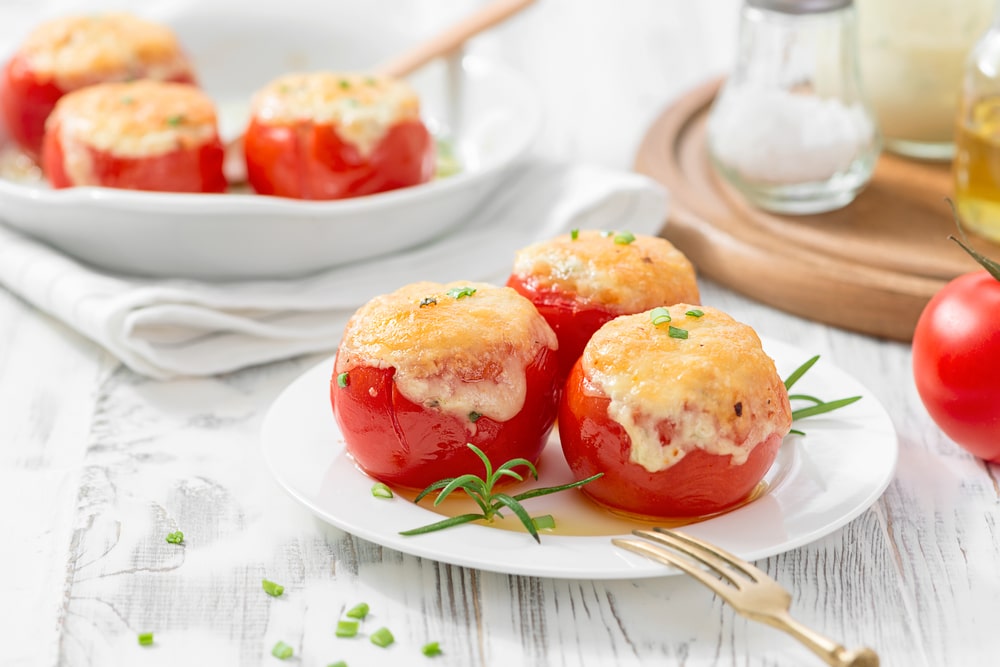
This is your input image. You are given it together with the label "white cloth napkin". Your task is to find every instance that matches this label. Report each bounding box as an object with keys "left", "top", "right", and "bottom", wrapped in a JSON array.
[{"left": 0, "top": 161, "right": 668, "bottom": 379}]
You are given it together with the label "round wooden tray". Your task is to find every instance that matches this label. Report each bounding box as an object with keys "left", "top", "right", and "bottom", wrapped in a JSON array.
[{"left": 635, "top": 78, "right": 1000, "bottom": 342}]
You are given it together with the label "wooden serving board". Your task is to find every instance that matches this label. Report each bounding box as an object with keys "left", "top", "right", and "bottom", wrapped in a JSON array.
[{"left": 635, "top": 78, "right": 1000, "bottom": 342}]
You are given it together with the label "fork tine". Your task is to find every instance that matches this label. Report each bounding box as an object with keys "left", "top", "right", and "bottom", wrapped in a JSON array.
[
  {"left": 612, "top": 537, "right": 736, "bottom": 602},
  {"left": 647, "top": 527, "right": 771, "bottom": 583},
  {"left": 631, "top": 528, "right": 747, "bottom": 586}
]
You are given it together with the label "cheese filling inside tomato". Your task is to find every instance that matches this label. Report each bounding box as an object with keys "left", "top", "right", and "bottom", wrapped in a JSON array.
[
  {"left": 250, "top": 72, "right": 421, "bottom": 157},
  {"left": 335, "top": 281, "right": 558, "bottom": 423},
  {"left": 582, "top": 305, "right": 791, "bottom": 472},
  {"left": 510, "top": 230, "right": 700, "bottom": 313}
]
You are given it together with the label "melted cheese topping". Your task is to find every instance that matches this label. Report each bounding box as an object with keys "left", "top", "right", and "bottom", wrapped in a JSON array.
[
  {"left": 249, "top": 72, "right": 421, "bottom": 156},
  {"left": 48, "top": 80, "right": 219, "bottom": 182},
  {"left": 511, "top": 231, "right": 700, "bottom": 313},
  {"left": 18, "top": 13, "right": 193, "bottom": 89},
  {"left": 582, "top": 305, "right": 792, "bottom": 472},
  {"left": 336, "top": 281, "right": 558, "bottom": 423}
]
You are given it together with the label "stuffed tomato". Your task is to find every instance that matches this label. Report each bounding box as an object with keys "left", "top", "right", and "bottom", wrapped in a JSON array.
[
  {"left": 41, "top": 80, "right": 226, "bottom": 193},
  {"left": 244, "top": 72, "right": 435, "bottom": 200},
  {"left": 331, "top": 281, "right": 560, "bottom": 489},
  {"left": 0, "top": 12, "right": 196, "bottom": 160},
  {"left": 558, "top": 304, "right": 792, "bottom": 518},
  {"left": 507, "top": 230, "right": 700, "bottom": 383}
]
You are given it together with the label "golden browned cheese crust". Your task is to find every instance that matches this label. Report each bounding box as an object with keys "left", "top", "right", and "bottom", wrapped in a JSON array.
[
  {"left": 582, "top": 305, "right": 792, "bottom": 472},
  {"left": 510, "top": 230, "right": 700, "bottom": 313},
  {"left": 18, "top": 13, "right": 193, "bottom": 89},
  {"left": 250, "top": 72, "right": 421, "bottom": 155},
  {"left": 336, "top": 281, "right": 558, "bottom": 422}
]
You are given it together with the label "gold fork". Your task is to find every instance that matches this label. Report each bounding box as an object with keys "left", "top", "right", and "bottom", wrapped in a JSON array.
[{"left": 613, "top": 528, "right": 880, "bottom": 667}]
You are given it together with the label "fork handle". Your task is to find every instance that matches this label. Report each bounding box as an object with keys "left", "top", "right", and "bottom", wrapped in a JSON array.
[{"left": 758, "top": 610, "right": 880, "bottom": 667}]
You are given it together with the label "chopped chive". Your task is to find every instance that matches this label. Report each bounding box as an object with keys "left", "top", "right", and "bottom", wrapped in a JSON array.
[
  {"left": 345, "top": 602, "right": 370, "bottom": 619},
  {"left": 337, "top": 372, "right": 349, "bottom": 388},
  {"left": 165, "top": 531, "right": 184, "bottom": 544},
  {"left": 371, "top": 483, "right": 393, "bottom": 499},
  {"left": 650, "top": 307, "right": 671, "bottom": 326},
  {"left": 468, "top": 411, "right": 482, "bottom": 423},
  {"left": 336, "top": 620, "right": 359, "bottom": 638},
  {"left": 328, "top": 662, "right": 348, "bottom": 667},
  {"left": 339, "top": 79, "right": 351, "bottom": 89},
  {"left": 422, "top": 641, "right": 443, "bottom": 656},
  {"left": 370, "top": 627, "right": 395, "bottom": 648},
  {"left": 419, "top": 297, "right": 437, "bottom": 307},
  {"left": 262, "top": 579, "right": 284, "bottom": 597},
  {"left": 165, "top": 114, "right": 185, "bottom": 126},
  {"left": 685, "top": 309, "right": 705, "bottom": 317},
  {"left": 570, "top": 228, "right": 579, "bottom": 240},
  {"left": 138, "top": 632, "right": 153, "bottom": 646},
  {"left": 271, "top": 641, "right": 294, "bottom": 659},
  {"left": 668, "top": 326, "right": 688, "bottom": 339},
  {"left": 532, "top": 514, "right": 556, "bottom": 531},
  {"left": 446, "top": 286, "right": 477, "bottom": 299},
  {"left": 613, "top": 231, "right": 636, "bottom": 245}
]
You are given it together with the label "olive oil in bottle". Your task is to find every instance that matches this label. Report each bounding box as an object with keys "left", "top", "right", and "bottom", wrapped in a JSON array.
[{"left": 953, "top": 97, "right": 1000, "bottom": 242}]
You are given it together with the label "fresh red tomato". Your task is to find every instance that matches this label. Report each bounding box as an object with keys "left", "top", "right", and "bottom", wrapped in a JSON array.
[
  {"left": 244, "top": 118, "right": 434, "bottom": 200},
  {"left": 558, "top": 359, "right": 784, "bottom": 518},
  {"left": 912, "top": 246, "right": 1000, "bottom": 461},
  {"left": 331, "top": 345, "right": 560, "bottom": 490},
  {"left": 505, "top": 275, "right": 617, "bottom": 383},
  {"left": 0, "top": 53, "right": 196, "bottom": 161},
  {"left": 42, "top": 127, "right": 227, "bottom": 193}
]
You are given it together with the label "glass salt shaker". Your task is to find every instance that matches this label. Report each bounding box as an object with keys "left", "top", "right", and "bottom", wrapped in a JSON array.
[{"left": 707, "top": 0, "right": 881, "bottom": 215}]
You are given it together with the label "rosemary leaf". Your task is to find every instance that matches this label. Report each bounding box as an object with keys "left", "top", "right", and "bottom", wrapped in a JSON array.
[
  {"left": 791, "top": 395, "right": 862, "bottom": 421},
  {"left": 511, "top": 472, "right": 604, "bottom": 502},
  {"left": 491, "top": 493, "right": 539, "bottom": 543},
  {"left": 784, "top": 355, "right": 819, "bottom": 390},
  {"left": 398, "top": 513, "right": 485, "bottom": 536}
]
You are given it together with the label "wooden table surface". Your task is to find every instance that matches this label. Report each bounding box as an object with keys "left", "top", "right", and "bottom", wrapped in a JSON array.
[{"left": 3, "top": 1, "right": 998, "bottom": 666}]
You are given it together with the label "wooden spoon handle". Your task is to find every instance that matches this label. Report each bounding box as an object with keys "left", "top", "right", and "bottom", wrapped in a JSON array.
[{"left": 376, "top": 0, "right": 536, "bottom": 78}]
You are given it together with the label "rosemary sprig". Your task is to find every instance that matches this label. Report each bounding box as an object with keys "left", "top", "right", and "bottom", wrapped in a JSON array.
[
  {"left": 784, "top": 355, "right": 862, "bottom": 435},
  {"left": 400, "top": 443, "right": 602, "bottom": 543}
]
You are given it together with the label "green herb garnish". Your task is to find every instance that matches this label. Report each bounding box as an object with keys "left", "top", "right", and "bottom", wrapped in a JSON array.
[
  {"left": 371, "top": 483, "right": 393, "bottom": 499},
  {"left": 271, "top": 641, "right": 294, "bottom": 659},
  {"left": 468, "top": 411, "right": 482, "bottom": 423},
  {"left": 328, "top": 662, "right": 348, "bottom": 667},
  {"left": 532, "top": 514, "right": 556, "bottom": 531},
  {"left": 336, "top": 620, "right": 359, "bottom": 638},
  {"left": 686, "top": 309, "right": 704, "bottom": 317},
  {"left": 262, "top": 579, "right": 284, "bottom": 597},
  {"left": 337, "top": 372, "right": 349, "bottom": 388},
  {"left": 668, "top": 326, "right": 688, "bottom": 339},
  {"left": 345, "top": 602, "right": 369, "bottom": 619},
  {"left": 339, "top": 79, "right": 351, "bottom": 89},
  {"left": 784, "top": 355, "right": 862, "bottom": 434},
  {"left": 400, "top": 444, "right": 602, "bottom": 543},
  {"left": 570, "top": 229, "right": 579, "bottom": 240},
  {"left": 138, "top": 632, "right": 153, "bottom": 646},
  {"left": 165, "top": 114, "right": 185, "bottom": 126},
  {"left": 422, "top": 641, "right": 443, "bottom": 656},
  {"left": 446, "top": 286, "right": 477, "bottom": 300},
  {"left": 165, "top": 531, "right": 184, "bottom": 544},
  {"left": 613, "top": 231, "right": 636, "bottom": 245},
  {"left": 370, "top": 627, "right": 395, "bottom": 648},
  {"left": 650, "top": 307, "right": 671, "bottom": 326}
]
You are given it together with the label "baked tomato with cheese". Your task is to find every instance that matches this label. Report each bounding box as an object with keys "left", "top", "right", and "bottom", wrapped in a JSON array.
[
  {"left": 331, "top": 281, "right": 560, "bottom": 489},
  {"left": 0, "top": 12, "right": 196, "bottom": 160},
  {"left": 559, "top": 305, "right": 792, "bottom": 518},
  {"left": 42, "top": 80, "right": 226, "bottom": 193},
  {"left": 507, "top": 230, "right": 700, "bottom": 383},
  {"left": 244, "top": 72, "right": 435, "bottom": 200}
]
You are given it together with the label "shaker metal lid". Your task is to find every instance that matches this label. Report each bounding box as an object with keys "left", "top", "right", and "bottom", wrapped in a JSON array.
[{"left": 746, "top": 0, "right": 852, "bottom": 13}]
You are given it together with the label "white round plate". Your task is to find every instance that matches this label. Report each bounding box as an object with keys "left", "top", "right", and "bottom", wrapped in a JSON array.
[
  {"left": 260, "top": 337, "right": 898, "bottom": 579},
  {"left": 0, "top": 0, "right": 539, "bottom": 279}
]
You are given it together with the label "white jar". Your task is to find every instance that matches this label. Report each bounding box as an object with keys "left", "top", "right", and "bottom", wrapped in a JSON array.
[{"left": 857, "top": 0, "right": 992, "bottom": 160}]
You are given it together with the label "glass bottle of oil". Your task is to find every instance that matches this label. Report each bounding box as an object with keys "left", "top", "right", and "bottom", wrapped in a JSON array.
[{"left": 953, "top": 3, "right": 1000, "bottom": 243}]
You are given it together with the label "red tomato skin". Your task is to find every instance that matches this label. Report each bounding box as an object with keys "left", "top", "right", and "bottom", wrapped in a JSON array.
[
  {"left": 42, "top": 122, "right": 227, "bottom": 193},
  {"left": 244, "top": 117, "right": 434, "bottom": 200},
  {"left": 0, "top": 53, "right": 197, "bottom": 161},
  {"left": 331, "top": 346, "right": 560, "bottom": 490},
  {"left": 912, "top": 270, "right": 1000, "bottom": 461},
  {"left": 505, "top": 275, "right": 617, "bottom": 384},
  {"left": 558, "top": 360, "right": 782, "bottom": 518}
]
